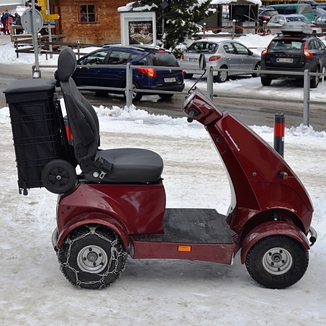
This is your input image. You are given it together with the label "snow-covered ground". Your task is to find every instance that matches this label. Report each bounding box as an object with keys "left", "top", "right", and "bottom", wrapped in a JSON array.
[{"left": 0, "top": 33, "right": 326, "bottom": 325}]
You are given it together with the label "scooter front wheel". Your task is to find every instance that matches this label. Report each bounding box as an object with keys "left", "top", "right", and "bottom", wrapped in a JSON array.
[
  {"left": 58, "top": 224, "right": 127, "bottom": 289},
  {"left": 245, "top": 235, "right": 309, "bottom": 289}
]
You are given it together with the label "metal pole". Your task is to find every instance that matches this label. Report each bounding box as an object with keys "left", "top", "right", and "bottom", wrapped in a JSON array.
[
  {"left": 206, "top": 65, "right": 213, "bottom": 100},
  {"left": 126, "top": 63, "right": 133, "bottom": 107},
  {"left": 46, "top": 0, "right": 53, "bottom": 59},
  {"left": 31, "top": 0, "right": 40, "bottom": 77},
  {"left": 274, "top": 112, "right": 285, "bottom": 157},
  {"left": 303, "top": 69, "right": 310, "bottom": 126},
  {"left": 232, "top": 20, "right": 236, "bottom": 39}
]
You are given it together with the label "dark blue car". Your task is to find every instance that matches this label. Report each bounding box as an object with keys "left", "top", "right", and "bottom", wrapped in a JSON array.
[{"left": 72, "top": 45, "right": 185, "bottom": 102}]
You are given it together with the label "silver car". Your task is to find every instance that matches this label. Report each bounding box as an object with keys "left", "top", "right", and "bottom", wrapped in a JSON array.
[
  {"left": 267, "top": 14, "right": 322, "bottom": 34},
  {"left": 179, "top": 39, "right": 261, "bottom": 82}
]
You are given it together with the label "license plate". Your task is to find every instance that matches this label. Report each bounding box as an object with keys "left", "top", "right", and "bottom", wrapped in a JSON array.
[
  {"left": 189, "top": 58, "right": 198, "bottom": 62},
  {"left": 164, "top": 77, "right": 176, "bottom": 83},
  {"left": 277, "top": 58, "right": 293, "bottom": 63}
]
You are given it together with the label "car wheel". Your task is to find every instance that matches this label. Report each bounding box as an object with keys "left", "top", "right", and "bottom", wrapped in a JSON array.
[
  {"left": 215, "top": 66, "right": 228, "bottom": 82},
  {"left": 252, "top": 62, "right": 261, "bottom": 77},
  {"left": 310, "top": 67, "right": 320, "bottom": 88},
  {"left": 159, "top": 94, "right": 173, "bottom": 100},
  {"left": 184, "top": 73, "right": 193, "bottom": 79},
  {"left": 58, "top": 224, "right": 127, "bottom": 289},
  {"left": 41, "top": 159, "right": 76, "bottom": 194},
  {"left": 245, "top": 235, "right": 309, "bottom": 289},
  {"left": 124, "top": 82, "right": 142, "bottom": 102},
  {"left": 261, "top": 76, "right": 271, "bottom": 86}
]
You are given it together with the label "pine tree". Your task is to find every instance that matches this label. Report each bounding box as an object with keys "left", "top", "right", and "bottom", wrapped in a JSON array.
[{"left": 138, "top": 0, "right": 214, "bottom": 51}]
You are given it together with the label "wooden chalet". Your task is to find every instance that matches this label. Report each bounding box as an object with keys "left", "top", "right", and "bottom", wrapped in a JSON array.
[{"left": 49, "top": 0, "right": 128, "bottom": 44}]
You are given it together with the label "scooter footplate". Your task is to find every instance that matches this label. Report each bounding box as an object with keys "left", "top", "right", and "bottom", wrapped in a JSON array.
[{"left": 134, "top": 208, "right": 235, "bottom": 244}]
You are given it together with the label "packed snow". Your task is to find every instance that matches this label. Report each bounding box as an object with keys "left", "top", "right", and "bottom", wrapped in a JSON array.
[{"left": 0, "top": 32, "right": 326, "bottom": 325}]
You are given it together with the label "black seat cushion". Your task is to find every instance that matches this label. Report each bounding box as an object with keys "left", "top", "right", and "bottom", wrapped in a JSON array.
[{"left": 92, "top": 148, "right": 164, "bottom": 183}]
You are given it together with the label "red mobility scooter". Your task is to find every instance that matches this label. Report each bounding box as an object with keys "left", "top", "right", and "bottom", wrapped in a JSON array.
[{"left": 5, "top": 48, "right": 317, "bottom": 290}]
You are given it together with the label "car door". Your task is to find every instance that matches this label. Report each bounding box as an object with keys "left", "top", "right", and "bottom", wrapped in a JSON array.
[
  {"left": 100, "top": 50, "right": 132, "bottom": 88},
  {"left": 231, "top": 42, "right": 256, "bottom": 74},
  {"left": 73, "top": 49, "right": 109, "bottom": 87},
  {"left": 312, "top": 38, "right": 326, "bottom": 70},
  {"left": 221, "top": 41, "right": 240, "bottom": 74}
]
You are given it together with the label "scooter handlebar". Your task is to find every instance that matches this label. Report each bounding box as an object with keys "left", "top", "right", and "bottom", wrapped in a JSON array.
[{"left": 187, "top": 108, "right": 198, "bottom": 123}]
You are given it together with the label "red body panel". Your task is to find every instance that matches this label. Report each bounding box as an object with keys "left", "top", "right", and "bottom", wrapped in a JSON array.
[
  {"left": 56, "top": 182, "right": 166, "bottom": 248},
  {"left": 132, "top": 238, "right": 236, "bottom": 264}
]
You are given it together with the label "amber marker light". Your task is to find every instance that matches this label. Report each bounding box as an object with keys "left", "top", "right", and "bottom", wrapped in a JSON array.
[{"left": 178, "top": 245, "right": 192, "bottom": 252}]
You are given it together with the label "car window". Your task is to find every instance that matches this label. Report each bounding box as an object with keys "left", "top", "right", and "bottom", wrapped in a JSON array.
[
  {"left": 269, "top": 40, "right": 303, "bottom": 52},
  {"left": 187, "top": 42, "right": 217, "bottom": 54},
  {"left": 152, "top": 52, "right": 179, "bottom": 67},
  {"left": 80, "top": 50, "right": 108, "bottom": 65},
  {"left": 222, "top": 42, "right": 235, "bottom": 54},
  {"left": 233, "top": 42, "right": 250, "bottom": 55},
  {"left": 315, "top": 39, "right": 325, "bottom": 50},
  {"left": 108, "top": 50, "right": 130, "bottom": 65}
]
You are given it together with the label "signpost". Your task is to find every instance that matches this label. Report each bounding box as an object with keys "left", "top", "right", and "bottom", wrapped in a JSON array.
[{"left": 21, "top": 2, "right": 43, "bottom": 78}]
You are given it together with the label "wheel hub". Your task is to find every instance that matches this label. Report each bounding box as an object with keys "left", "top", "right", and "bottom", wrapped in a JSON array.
[
  {"left": 77, "top": 245, "right": 108, "bottom": 273},
  {"left": 262, "top": 247, "right": 293, "bottom": 275}
]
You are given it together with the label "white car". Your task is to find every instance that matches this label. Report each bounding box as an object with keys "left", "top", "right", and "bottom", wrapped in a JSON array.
[{"left": 267, "top": 14, "right": 322, "bottom": 34}]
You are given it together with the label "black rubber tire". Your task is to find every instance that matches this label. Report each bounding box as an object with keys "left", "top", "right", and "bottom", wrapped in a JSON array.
[
  {"left": 215, "top": 66, "right": 228, "bottom": 82},
  {"left": 261, "top": 76, "right": 271, "bottom": 86},
  {"left": 252, "top": 62, "right": 261, "bottom": 77},
  {"left": 310, "top": 67, "right": 320, "bottom": 88},
  {"left": 159, "top": 94, "right": 174, "bottom": 100},
  {"left": 124, "top": 81, "right": 142, "bottom": 102},
  {"left": 245, "top": 235, "right": 309, "bottom": 289},
  {"left": 58, "top": 225, "right": 127, "bottom": 289},
  {"left": 184, "top": 73, "right": 193, "bottom": 79},
  {"left": 41, "top": 159, "right": 76, "bottom": 194}
]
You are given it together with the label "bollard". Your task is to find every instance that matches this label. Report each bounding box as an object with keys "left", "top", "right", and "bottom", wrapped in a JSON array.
[{"left": 274, "top": 112, "right": 285, "bottom": 157}]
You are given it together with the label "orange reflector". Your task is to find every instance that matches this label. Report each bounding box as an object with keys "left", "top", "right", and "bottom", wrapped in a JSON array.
[{"left": 178, "top": 245, "right": 192, "bottom": 252}]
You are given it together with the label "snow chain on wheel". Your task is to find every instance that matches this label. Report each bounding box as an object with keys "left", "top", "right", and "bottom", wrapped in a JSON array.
[
  {"left": 58, "top": 224, "right": 127, "bottom": 289},
  {"left": 245, "top": 235, "right": 309, "bottom": 289}
]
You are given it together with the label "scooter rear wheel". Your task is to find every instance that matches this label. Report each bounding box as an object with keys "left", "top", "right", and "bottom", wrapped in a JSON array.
[
  {"left": 41, "top": 159, "right": 76, "bottom": 194},
  {"left": 58, "top": 224, "right": 127, "bottom": 289},
  {"left": 245, "top": 235, "right": 309, "bottom": 289}
]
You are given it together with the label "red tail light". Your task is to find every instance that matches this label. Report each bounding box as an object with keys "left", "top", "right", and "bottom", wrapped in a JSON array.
[
  {"left": 304, "top": 42, "right": 314, "bottom": 58},
  {"left": 136, "top": 67, "right": 157, "bottom": 78},
  {"left": 209, "top": 55, "right": 221, "bottom": 61},
  {"left": 262, "top": 49, "right": 267, "bottom": 57}
]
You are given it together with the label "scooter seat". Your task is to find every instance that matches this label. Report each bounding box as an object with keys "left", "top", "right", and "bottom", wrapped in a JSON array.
[{"left": 90, "top": 148, "right": 164, "bottom": 183}]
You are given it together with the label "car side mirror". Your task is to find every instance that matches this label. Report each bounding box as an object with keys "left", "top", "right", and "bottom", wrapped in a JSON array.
[{"left": 199, "top": 54, "right": 206, "bottom": 70}]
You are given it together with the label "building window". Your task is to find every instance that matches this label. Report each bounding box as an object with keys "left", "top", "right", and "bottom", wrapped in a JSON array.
[{"left": 80, "top": 5, "right": 95, "bottom": 23}]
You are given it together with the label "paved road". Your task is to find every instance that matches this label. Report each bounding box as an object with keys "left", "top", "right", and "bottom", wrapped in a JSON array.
[{"left": 1, "top": 62, "right": 326, "bottom": 131}]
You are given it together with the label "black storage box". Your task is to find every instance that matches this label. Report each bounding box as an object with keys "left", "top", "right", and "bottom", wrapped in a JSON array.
[{"left": 4, "top": 78, "right": 69, "bottom": 194}]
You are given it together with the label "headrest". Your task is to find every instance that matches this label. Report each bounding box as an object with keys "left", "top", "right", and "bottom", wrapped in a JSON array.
[{"left": 57, "top": 47, "right": 77, "bottom": 82}]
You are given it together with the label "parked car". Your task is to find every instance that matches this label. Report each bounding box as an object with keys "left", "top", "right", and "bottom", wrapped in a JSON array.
[
  {"left": 313, "top": 6, "right": 326, "bottom": 19},
  {"left": 179, "top": 39, "right": 261, "bottom": 82},
  {"left": 313, "top": 14, "right": 326, "bottom": 32},
  {"left": 267, "top": 4, "right": 314, "bottom": 21},
  {"left": 267, "top": 14, "right": 322, "bottom": 33},
  {"left": 71, "top": 45, "right": 185, "bottom": 102},
  {"left": 260, "top": 22, "right": 326, "bottom": 88},
  {"left": 258, "top": 7, "right": 279, "bottom": 25}
]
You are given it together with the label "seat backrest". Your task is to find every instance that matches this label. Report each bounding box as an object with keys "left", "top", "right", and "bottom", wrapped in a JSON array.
[{"left": 57, "top": 47, "right": 100, "bottom": 166}]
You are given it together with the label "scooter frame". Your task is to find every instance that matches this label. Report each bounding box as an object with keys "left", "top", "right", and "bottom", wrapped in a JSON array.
[{"left": 52, "top": 87, "right": 317, "bottom": 289}]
